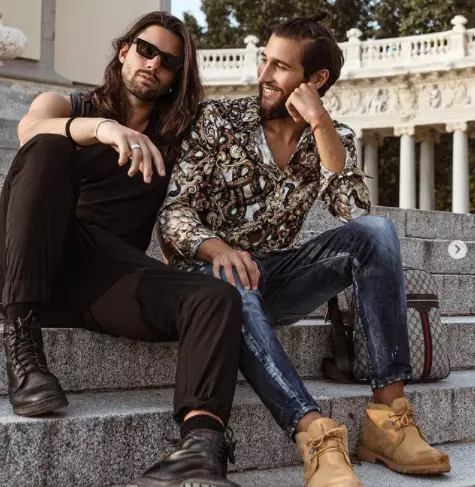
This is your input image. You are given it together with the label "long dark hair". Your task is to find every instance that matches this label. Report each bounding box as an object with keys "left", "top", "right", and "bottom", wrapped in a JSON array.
[
  {"left": 93, "top": 11, "right": 203, "bottom": 158},
  {"left": 272, "top": 10, "right": 344, "bottom": 97}
]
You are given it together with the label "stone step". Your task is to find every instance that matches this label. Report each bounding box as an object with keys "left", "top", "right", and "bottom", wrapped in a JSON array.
[
  {"left": 303, "top": 201, "right": 475, "bottom": 242},
  {"left": 0, "top": 77, "right": 70, "bottom": 121},
  {"left": 305, "top": 274, "right": 475, "bottom": 317},
  {"left": 2, "top": 370, "right": 475, "bottom": 487},
  {"left": 229, "top": 441, "right": 475, "bottom": 487},
  {"left": 399, "top": 238, "right": 475, "bottom": 275},
  {"left": 0, "top": 147, "right": 15, "bottom": 175},
  {"left": 1, "top": 317, "right": 473, "bottom": 395},
  {"left": 0, "top": 80, "right": 36, "bottom": 120},
  {"left": 0, "top": 118, "right": 20, "bottom": 150}
]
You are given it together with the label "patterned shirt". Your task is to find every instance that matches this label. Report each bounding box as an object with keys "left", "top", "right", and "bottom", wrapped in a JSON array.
[{"left": 159, "top": 96, "right": 371, "bottom": 270}]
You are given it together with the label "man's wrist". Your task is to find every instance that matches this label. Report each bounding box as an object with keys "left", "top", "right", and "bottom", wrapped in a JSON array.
[
  {"left": 310, "top": 110, "right": 330, "bottom": 131},
  {"left": 197, "top": 237, "right": 231, "bottom": 261},
  {"left": 94, "top": 118, "right": 118, "bottom": 140}
]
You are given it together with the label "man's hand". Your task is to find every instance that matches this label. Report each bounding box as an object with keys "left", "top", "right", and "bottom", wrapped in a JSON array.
[
  {"left": 96, "top": 120, "right": 166, "bottom": 183},
  {"left": 285, "top": 82, "right": 328, "bottom": 126},
  {"left": 212, "top": 248, "right": 260, "bottom": 291}
]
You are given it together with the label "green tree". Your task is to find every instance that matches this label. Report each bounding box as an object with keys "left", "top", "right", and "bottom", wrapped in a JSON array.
[
  {"left": 183, "top": 12, "right": 204, "bottom": 47},
  {"left": 184, "top": 0, "right": 372, "bottom": 48},
  {"left": 373, "top": 0, "right": 475, "bottom": 38}
]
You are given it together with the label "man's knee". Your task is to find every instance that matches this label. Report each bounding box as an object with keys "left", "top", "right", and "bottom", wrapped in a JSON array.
[
  {"left": 201, "top": 265, "right": 260, "bottom": 299},
  {"left": 212, "top": 278, "right": 242, "bottom": 307},
  {"left": 193, "top": 276, "right": 242, "bottom": 313},
  {"left": 25, "top": 133, "right": 74, "bottom": 152},
  {"left": 18, "top": 134, "right": 76, "bottom": 170},
  {"left": 350, "top": 216, "right": 398, "bottom": 245}
]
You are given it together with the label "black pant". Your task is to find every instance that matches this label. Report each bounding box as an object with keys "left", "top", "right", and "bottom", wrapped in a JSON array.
[{"left": 0, "top": 134, "right": 242, "bottom": 424}]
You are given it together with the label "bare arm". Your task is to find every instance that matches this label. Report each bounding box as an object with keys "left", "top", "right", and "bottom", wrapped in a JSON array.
[
  {"left": 196, "top": 238, "right": 232, "bottom": 262},
  {"left": 312, "top": 111, "right": 346, "bottom": 173},
  {"left": 286, "top": 83, "right": 345, "bottom": 173},
  {"left": 17, "top": 91, "right": 166, "bottom": 182},
  {"left": 18, "top": 92, "right": 103, "bottom": 146}
]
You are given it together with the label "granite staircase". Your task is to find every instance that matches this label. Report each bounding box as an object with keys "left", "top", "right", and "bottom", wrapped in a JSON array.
[{"left": 1, "top": 77, "right": 474, "bottom": 487}]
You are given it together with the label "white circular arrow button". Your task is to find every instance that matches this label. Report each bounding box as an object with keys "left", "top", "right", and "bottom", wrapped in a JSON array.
[{"left": 448, "top": 240, "right": 468, "bottom": 260}]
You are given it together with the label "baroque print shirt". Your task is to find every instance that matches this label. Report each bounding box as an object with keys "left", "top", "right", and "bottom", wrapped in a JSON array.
[{"left": 158, "top": 96, "right": 371, "bottom": 270}]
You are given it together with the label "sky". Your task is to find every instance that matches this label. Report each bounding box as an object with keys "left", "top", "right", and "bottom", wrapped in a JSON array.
[{"left": 171, "top": 0, "right": 207, "bottom": 26}]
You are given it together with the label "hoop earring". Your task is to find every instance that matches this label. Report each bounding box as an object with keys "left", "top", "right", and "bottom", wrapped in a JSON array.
[{"left": 168, "top": 87, "right": 173, "bottom": 93}]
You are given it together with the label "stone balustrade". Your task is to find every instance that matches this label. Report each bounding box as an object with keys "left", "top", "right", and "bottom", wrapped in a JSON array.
[
  {"left": 200, "top": 16, "right": 475, "bottom": 85},
  {"left": 0, "top": 12, "right": 27, "bottom": 66}
]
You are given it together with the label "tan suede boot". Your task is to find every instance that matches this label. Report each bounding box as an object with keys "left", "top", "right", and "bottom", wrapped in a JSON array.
[
  {"left": 296, "top": 418, "right": 363, "bottom": 487},
  {"left": 357, "top": 397, "right": 450, "bottom": 475}
]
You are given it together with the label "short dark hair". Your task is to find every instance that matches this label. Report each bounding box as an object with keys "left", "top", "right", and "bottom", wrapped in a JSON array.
[{"left": 272, "top": 10, "right": 344, "bottom": 96}]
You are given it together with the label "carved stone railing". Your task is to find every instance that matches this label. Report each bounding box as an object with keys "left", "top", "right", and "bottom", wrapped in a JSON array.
[
  {"left": 0, "top": 12, "right": 27, "bottom": 66},
  {"left": 199, "top": 15, "right": 475, "bottom": 85},
  {"left": 201, "top": 35, "right": 259, "bottom": 86}
]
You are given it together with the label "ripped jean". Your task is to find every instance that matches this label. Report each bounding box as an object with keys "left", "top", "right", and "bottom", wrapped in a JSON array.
[{"left": 196, "top": 216, "right": 412, "bottom": 439}]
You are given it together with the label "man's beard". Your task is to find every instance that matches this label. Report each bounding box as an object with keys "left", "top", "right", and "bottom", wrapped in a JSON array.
[
  {"left": 124, "top": 70, "right": 164, "bottom": 102},
  {"left": 259, "top": 85, "right": 291, "bottom": 121}
]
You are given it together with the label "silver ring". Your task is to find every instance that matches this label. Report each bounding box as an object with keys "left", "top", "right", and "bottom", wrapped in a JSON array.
[{"left": 130, "top": 143, "right": 141, "bottom": 151}]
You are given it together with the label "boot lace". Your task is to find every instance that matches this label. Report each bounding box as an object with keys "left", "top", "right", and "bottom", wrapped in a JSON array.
[
  {"left": 389, "top": 406, "right": 416, "bottom": 431},
  {"left": 307, "top": 427, "right": 351, "bottom": 466},
  {"left": 4, "top": 313, "right": 47, "bottom": 378}
]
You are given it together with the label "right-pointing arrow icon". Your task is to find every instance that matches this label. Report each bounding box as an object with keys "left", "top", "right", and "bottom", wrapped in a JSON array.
[{"left": 448, "top": 240, "right": 468, "bottom": 260}]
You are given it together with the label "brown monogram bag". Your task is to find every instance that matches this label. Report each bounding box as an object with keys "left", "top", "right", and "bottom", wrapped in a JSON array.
[{"left": 323, "top": 267, "right": 451, "bottom": 383}]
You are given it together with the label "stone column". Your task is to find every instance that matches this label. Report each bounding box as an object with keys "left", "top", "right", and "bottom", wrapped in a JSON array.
[
  {"left": 447, "top": 122, "right": 470, "bottom": 214},
  {"left": 395, "top": 125, "right": 417, "bottom": 209},
  {"left": 363, "top": 134, "right": 381, "bottom": 206},
  {"left": 158, "top": 0, "right": 172, "bottom": 11},
  {"left": 418, "top": 130, "right": 437, "bottom": 211}
]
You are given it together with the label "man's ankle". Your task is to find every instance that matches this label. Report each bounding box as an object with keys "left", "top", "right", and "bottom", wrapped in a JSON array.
[
  {"left": 180, "top": 413, "right": 225, "bottom": 439},
  {"left": 295, "top": 411, "right": 325, "bottom": 434},
  {"left": 372, "top": 381, "right": 405, "bottom": 406}
]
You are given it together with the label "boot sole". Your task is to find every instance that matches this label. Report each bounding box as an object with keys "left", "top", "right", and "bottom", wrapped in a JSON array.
[
  {"left": 357, "top": 445, "right": 451, "bottom": 475},
  {"left": 13, "top": 395, "right": 69, "bottom": 417}
]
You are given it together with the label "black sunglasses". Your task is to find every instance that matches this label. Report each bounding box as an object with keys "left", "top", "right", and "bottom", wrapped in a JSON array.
[{"left": 132, "top": 38, "right": 183, "bottom": 73}]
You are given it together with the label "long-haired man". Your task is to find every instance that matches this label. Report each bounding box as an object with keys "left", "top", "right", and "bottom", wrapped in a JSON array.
[{"left": 1, "top": 12, "right": 241, "bottom": 487}]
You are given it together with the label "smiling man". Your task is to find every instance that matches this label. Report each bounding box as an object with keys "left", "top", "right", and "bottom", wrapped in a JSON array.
[
  {"left": 1, "top": 11, "right": 242, "bottom": 487},
  {"left": 159, "top": 10, "right": 451, "bottom": 487}
]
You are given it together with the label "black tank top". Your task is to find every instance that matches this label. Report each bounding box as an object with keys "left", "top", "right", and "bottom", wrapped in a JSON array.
[{"left": 70, "top": 92, "right": 173, "bottom": 252}]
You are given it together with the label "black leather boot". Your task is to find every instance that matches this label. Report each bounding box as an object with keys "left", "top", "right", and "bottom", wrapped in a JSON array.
[
  {"left": 3, "top": 311, "right": 68, "bottom": 416},
  {"left": 127, "top": 428, "right": 241, "bottom": 487}
]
